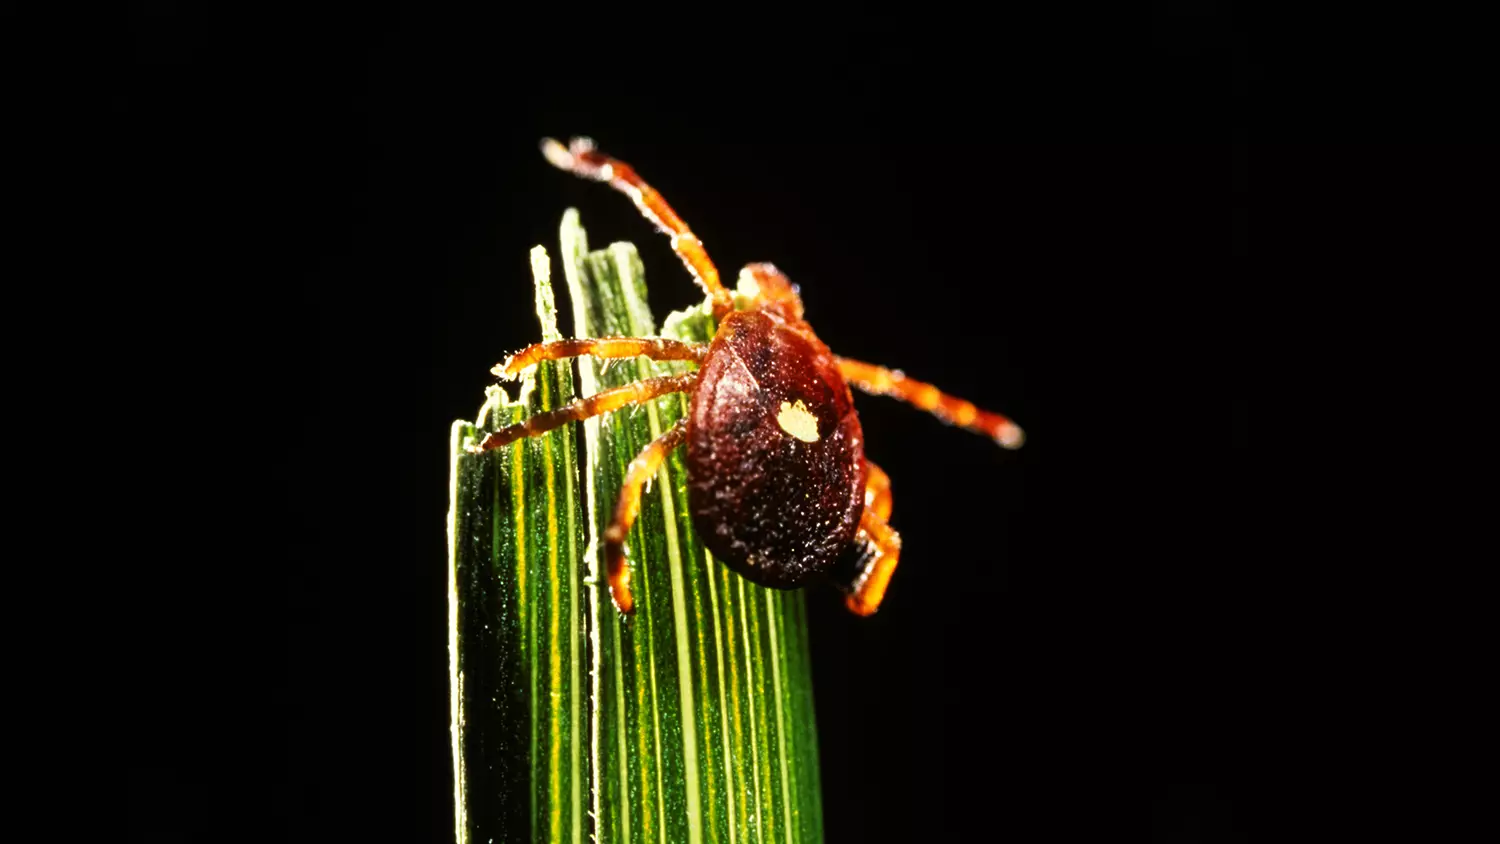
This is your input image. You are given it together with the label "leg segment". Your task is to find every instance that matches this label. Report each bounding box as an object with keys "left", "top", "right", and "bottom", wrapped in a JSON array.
[
  {"left": 467, "top": 373, "right": 697, "bottom": 453},
  {"left": 864, "top": 459, "right": 892, "bottom": 523},
  {"left": 845, "top": 474, "right": 902, "bottom": 616},
  {"left": 542, "top": 137, "right": 734, "bottom": 317},
  {"left": 837, "top": 357, "right": 1026, "bottom": 449},
  {"left": 605, "top": 417, "right": 690, "bottom": 614},
  {"left": 494, "top": 336, "right": 707, "bottom": 379}
]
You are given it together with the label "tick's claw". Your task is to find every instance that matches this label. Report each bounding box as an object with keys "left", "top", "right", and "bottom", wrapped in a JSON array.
[
  {"left": 542, "top": 136, "right": 611, "bottom": 181},
  {"left": 607, "top": 555, "right": 636, "bottom": 615},
  {"left": 611, "top": 585, "right": 635, "bottom": 615},
  {"left": 540, "top": 137, "right": 572, "bottom": 170},
  {"left": 996, "top": 423, "right": 1026, "bottom": 450}
]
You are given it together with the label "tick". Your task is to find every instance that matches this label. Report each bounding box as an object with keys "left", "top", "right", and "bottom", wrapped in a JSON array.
[{"left": 468, "top": 138, "right": 1024, "bottom": 616}]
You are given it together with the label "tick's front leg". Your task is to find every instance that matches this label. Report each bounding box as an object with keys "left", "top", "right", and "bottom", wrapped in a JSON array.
[
  {"left": 495, "top": 336, "right": 707, "bottom": 379},
  {"left": 844, "top": 460, "right": 902, "bottom": 617},
  {"left": 467, "top": 373, "right": 697, "bottom": 453},
  {"left": 542, "top": 137, "right": 734, "bottom": 318}
]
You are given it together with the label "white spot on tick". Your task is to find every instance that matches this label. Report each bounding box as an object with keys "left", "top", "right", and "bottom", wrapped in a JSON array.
[{"left": 776, "top": 399, "right": 821, "bottom": 442}]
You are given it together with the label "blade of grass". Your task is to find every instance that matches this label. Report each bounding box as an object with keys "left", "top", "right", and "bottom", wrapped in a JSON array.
[
  {"left": 449, "top": 246, "right": 585, "bottom": 843},
  {"left": 448, "top": 211, "right": 823, "bottom": 843}
]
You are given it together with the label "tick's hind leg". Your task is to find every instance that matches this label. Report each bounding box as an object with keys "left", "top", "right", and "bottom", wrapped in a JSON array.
[
  {"left": 836, "top": 357, "right": 1026, "bottom": 449},
  {"left": 541, "top": 137, "right": 734, "bottom": 317},
  {"left": 864, "top": 459, "right": 892, "bottom": 522},
  {"left": 604, "top": 417, "right": 690, "bottom": 615},
  {"left": 467, "top": 373, "right": 697, "bottom": 453},
  {"left": 495, "top": 336, "right": 707, "bottom": 379},
  {"left": 844, "top": 460, "right": 902, "bottom": 617}
]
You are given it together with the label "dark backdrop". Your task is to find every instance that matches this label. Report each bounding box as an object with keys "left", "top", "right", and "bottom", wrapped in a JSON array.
[{"left": 127, "top": 3, "right": 1253, "bottom": 841}]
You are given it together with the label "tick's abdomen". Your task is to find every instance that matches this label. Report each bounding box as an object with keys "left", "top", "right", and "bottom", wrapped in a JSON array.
[{"left": 687, "top": 310, "right": 867, "bottom": 588}]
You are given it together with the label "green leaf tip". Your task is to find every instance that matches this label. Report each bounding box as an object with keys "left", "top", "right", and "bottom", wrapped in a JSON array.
[{"left": 448, "top": 213, "right": 824, "bottom": 843}]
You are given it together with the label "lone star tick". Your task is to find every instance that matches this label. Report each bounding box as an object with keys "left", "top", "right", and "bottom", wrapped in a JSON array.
[{"left": 468, "top": 137, "right": 1025, "bottom": 616}]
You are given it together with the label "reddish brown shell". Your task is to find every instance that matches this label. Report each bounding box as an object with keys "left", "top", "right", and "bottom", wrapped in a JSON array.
[{"left": 687, "top": 310, "right": 867, "bottom": 588}]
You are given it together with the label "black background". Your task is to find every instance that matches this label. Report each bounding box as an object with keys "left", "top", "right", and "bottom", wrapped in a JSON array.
[{"left": 127, "top": 3, "right": 1257, "bottom": 841}]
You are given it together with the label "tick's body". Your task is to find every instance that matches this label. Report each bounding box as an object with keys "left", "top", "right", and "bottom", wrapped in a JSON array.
[
  {"left": 689, "top": 308, "right": 866, "bottom": 589},
  {"left": 469, "top": 138, "right": 1023, "bottom": 616}
]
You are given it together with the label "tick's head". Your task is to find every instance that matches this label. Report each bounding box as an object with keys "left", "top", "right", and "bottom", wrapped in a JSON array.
[{"left": 737, "top": 263, "right": 805, "bottom": 322}]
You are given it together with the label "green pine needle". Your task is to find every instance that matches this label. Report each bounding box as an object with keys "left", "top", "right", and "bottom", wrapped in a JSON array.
[{"left": 448, "top": 210, "right": 824, "bottom": 844}]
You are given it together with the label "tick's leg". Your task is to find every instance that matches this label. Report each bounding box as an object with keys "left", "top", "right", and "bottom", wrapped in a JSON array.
[
  {"left": 864, "top": 459, "right": 892, "bottom": 523},
  {"left": 542, "top": 137, "right": 734, "bottom": 317},
  {"left": 467, "top": 373, "right": 697, "bottom": 453},
  {"left": 604, "top": 417, "right": 690, "bottom": 615},
  {"left": 495, "top": 336, "right": 707, "bottom": 379},
  {"left": 845, "top": 481, "right": 902, "bottom": 617},
  {"left": 836, "top": 357, "right": 1026, "bottom": 449}
]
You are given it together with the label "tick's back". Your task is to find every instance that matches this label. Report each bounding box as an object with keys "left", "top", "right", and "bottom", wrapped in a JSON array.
[{"left": 686, "top": 310, "right": 867, "bottom": 588}]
